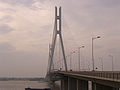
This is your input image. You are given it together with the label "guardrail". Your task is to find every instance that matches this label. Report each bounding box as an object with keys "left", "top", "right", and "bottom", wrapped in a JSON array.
[{"left": 72, "top": 71, "right": 120, "bottom": 80}]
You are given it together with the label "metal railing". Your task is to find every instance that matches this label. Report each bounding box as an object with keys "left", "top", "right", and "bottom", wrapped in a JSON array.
[{"left": 68, "top": 71, "right": 120, "bottom": 80}]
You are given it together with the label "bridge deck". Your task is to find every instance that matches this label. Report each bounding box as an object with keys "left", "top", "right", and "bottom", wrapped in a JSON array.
[{"left": 54, "top": 71, "right": 120, "bottom": 88}]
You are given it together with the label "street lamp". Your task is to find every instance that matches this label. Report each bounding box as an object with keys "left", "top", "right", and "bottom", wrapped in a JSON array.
[
  {"left": 78, "top": 46, "right": 85, "bottom": 71},
  {"left": 92, "top": 36, "right": 100, "bottom": 71},
  {"left": 70, "top": 51, "right": 75, "bottom": 71},
  {"left": 108, "top": 55, "right": 114, "bottom": 71}
]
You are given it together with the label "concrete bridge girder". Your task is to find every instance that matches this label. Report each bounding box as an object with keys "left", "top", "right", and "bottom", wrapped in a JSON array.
[
  {"left": 56, "top": 71, "right": 120, "bottom": 90},
  {"left": 60, "top": 76, "right": 119, "bottom": 90},
  {"left": 61, "top": 76, "right": 88, "bottom": 90},
  {"left": 92, "top": 82, "right": 119, "bottom": 90}
]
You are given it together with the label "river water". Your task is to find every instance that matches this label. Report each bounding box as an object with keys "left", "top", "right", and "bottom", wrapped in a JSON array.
[
  {"left": 0, "top": 81, "right": 59, "bottom": 90},
  {"left": 0, "top": 81, "right": 119, "bottom": 90}
]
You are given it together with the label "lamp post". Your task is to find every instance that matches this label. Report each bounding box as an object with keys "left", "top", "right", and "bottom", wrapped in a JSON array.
[
  {"left": 108, "top": 55, "right": 114, "bottom": 71},
  {"left": 78, "top": 46, "right": 84, "bottom": 71},
  {"left": 70, "top": 51, "right": 75, "bottom": 71},
  {"left": 92, "top": 36, "right": 100, "bottom": 71}
]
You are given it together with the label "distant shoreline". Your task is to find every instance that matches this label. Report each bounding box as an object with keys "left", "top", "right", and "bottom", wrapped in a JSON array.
[{"left": 0, "top": 78, "right": 45, "bottom": 81}]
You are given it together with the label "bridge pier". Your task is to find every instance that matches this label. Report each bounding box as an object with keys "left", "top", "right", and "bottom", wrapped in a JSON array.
[
  {"left": 92, "top": 82, "right": 119, "bottom": 90},
  {"left": 61, "top": 79, "right": 119, "bottom": 90},
  {"left": 68, "top": 77, "right": 77, "bottom": 90},
  {"left": 61, "top": 77, "right": 68, "bottom": 90},
  {"left": 77, "top": 79, "right": 88, "bottom": 90},
  {"left": 61, "top": 77, "right": 89, "bottom": 90}
]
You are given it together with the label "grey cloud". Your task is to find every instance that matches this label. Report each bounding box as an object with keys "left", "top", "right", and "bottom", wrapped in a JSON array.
[
  {"left": 0, "top": 0, "right": 34, "bottom": 6},
  {"left": 0, "top": 43, "right": 15, "bottom": 52},
  {"left": 41, "top": 25, "right": 51, "bottom": 32},
  {"left": 0, "top": 0, "right": 46, "bottom": 9},
  {"left": 94, "top": 45, "right": 103, "bottom": 49},
  {"left": 0, "top": 8, "right": 16, "bottom": 13},
  {"left": 98, "top": 0, "right": 120, "bottom": 7},
  {"left": 0, "top": 15, "right": 14, "bottom": 22},
  {"left": 62, "top": 0, "right": 120, "bottom": 34},
  {"left": 108, "top": 48, "right": 120, "bottom": 54},
  {"left": 0, "top": 24, "right": 13, "bottom": 34}
]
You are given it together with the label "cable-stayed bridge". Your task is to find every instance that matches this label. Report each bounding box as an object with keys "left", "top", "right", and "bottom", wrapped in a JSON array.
[{"left": 46, "top": 6, "right": 120, "bottom": 90}]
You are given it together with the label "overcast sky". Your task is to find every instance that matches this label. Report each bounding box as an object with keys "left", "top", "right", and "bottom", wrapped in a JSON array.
[{"left": 0, "top": 0, "right": 120, "bottom": 77}]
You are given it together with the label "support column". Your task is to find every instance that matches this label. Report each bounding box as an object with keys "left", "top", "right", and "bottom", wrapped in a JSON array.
[
  {"left": 88, "top": 81, "right": 92, "bottom": 90},
  {"left": 61, "top": 79, "right": 64, "bottom": 90},
  {"left": 77, "top": 79, "right": 88, "bottom": 90},
  {"left": 61, "top": 77, "right": 68, "bottom": 90},
  {"left": 68, "top": 77, "right": 77, "bottom": 90},
  {"left": 92, "top": 82, "right": 96, "bottom": 90}
]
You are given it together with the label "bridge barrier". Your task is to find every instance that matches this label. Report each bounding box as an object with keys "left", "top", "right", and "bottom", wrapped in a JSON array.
[{"left": 63, "top": 71, "right": 120, "bottom": 80}]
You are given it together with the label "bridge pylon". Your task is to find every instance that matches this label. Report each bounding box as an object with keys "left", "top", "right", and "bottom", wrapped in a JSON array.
[{"left": 48, "top": 6, "right": 67, "bottom": 74}]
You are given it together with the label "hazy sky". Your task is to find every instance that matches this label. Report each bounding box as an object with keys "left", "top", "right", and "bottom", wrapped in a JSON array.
[{"left": 0, "top": 0, "right": 120, "bottom": 77}]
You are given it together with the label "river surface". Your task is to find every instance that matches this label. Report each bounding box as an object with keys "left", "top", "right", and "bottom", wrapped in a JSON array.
[
  {"left": 0, "top": 81, "right": 60, "bottom": 90},
  {"left": 0, "top": 81, "right": 119, "bottom": 90}
]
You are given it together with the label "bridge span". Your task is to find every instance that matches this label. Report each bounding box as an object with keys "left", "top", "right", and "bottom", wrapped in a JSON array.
[{"left": 51, "top": 71, "right": 120, "bottom": 90}]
